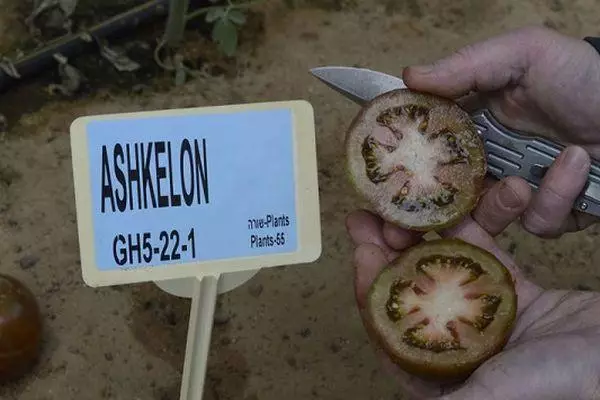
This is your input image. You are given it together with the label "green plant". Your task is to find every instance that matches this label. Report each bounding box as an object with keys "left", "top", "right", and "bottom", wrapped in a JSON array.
[
  {"left": 155, "top": 0, "right": 260, "bottom": 85},
  {"left": 190, "top": 0, "right": 255, "bottom": 57}
]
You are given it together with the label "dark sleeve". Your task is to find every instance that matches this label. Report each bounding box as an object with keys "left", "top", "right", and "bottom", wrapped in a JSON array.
[{"left": 584, "top": 37, "right": 600, "bottom": 55}]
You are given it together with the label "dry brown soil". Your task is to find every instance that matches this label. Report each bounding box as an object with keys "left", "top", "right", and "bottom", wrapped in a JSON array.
[{"left": 1, "top": 0, "right": 600, "bottom": 399}]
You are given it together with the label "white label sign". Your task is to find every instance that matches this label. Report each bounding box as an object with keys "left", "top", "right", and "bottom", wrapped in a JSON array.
[{"left": 70, "top": 100, "right": 322, "bottom": 287}]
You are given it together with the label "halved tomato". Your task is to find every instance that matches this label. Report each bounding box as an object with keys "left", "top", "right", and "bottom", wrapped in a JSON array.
[
  {"left": 345, "top": 89, "right": 486, "bottom": 231},
  {"left": 365, "top": 239, "right": 517, "bottom": 381},
  {"left": 0, "top": 274, "right": 43, "bottom": 382}
]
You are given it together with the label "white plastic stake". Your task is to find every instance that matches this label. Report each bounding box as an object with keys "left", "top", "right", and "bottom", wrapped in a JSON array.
[
  {"left": 69, "top": 100, "right": 322, "bottom": 399},
  {"left": 179, "top": 275, "right": 219, "bottom": 400}
]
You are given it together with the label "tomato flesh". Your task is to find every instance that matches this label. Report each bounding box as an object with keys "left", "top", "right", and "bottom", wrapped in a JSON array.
[
  {"left": 346, "top": 89, "right": 486, "bottom": 231},
  {"left": 365, "top": 239, "right": 517, "bottom": 381}
]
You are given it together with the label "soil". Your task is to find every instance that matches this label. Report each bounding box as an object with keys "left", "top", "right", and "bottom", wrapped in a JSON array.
[{"left": 1, "top": 0, "right": 600, "bottom": 399}]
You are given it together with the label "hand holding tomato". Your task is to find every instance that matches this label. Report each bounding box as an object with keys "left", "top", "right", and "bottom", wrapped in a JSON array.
[
  {"left": 403, "top": 26, "right": 600, "bottom": 238},
  {"left": 347, "top": 176, "right": 600, "bottom": 399}
]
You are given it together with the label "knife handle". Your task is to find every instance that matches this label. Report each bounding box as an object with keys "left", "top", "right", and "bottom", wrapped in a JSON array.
[{"left": 470, "top": 109, "right": 600, "bottom": 218}]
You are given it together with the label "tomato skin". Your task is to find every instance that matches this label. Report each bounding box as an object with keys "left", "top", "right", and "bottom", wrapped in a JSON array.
[
  {"left": 364, "top": 239, "right": 517, "bottom": 382},
  {"left": 0, "top": 274, "right": 43, "bottom": 383},
  {"left": 345, "top": 89, "right": 487, "bottom": 232}
]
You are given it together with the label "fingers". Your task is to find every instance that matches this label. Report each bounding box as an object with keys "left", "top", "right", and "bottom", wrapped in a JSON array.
[
  {"left": 383, "top": 221, "right": 422, "bottom": 250},
  {"left": 402, "top": 26, "right": 549, "bottom": 99},
  {"left": 440, "top": 215, "right": 520, "bottom": 278},
  {"left": 346, "top": 210, "right": 422, "bottom": 309},
  {"left": 346, "top": 210, "right": 398, "bottom": 261},
  {"left": 441, "top": 176, "right": 530, "bottom": 253},
  {"left": 439, "top": 177, "right": 543, "bottom": 314},
  {"left": 347, "top": 174, "right": 541, "bottom": 311},
  {"left": 522, "top": 146, "right": 592, "bottom": 238},
  {"left": 473, "top": 176, "right": 532, "bottom": 236},
  {"left": 352, "top": 243, "right": 389, "bottom": 310},
  {"left": 347, "top": 212, "right": 446, "bottom": 398},
  {"left": 345, "top": 209, "right": 423, "bottom": 258}
]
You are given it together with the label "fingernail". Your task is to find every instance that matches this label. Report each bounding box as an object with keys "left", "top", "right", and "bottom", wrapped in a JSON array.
[
  {"left": 562, "top": 147, "right": 589, "bottom": 171},
  {"left": 498, "top": 182, "right": 522, "bottom": 209}
]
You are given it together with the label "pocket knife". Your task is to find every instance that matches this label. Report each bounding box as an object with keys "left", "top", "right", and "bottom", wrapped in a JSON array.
[{"left": 310, "top": 65, "right": 600, "bottom": 218}]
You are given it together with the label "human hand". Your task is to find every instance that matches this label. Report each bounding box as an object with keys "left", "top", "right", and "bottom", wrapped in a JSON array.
[
  {"left": 347, "top": 177, "right": 600, "bottom": 400},
  {"left": 402, "top": 26, "right": 600, "bottom": 238}
]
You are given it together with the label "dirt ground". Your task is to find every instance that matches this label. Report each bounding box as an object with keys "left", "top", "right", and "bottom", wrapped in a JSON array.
[{"left": 2, "top": 0, "right": 600, "bottom": 399}]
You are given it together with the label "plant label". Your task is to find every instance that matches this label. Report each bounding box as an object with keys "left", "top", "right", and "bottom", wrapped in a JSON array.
[{"left": 70, "top": 100, "right": 322, "bottom": 287}]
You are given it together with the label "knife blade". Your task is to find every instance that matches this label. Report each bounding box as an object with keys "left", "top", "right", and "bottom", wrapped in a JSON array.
[{"left": 310, "top": 65, "right": 600, "bottom": 218}]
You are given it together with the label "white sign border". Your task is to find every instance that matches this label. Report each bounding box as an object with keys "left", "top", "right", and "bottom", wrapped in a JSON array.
[{"left": 70, "top": 100, "right": 322, "bottom": 287}]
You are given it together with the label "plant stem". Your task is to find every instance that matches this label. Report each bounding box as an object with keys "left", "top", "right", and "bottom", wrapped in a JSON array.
[
  {"left": 184, "top": 0, "right": 262, "bottom": 21},
  {"left": 164, "top": 0, "right": 190, "bottom": 48}
]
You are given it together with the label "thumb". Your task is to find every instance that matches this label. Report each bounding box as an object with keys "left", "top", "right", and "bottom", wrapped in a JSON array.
[{"left": 402, "top": 27, "right": 546, "bottom": 98}]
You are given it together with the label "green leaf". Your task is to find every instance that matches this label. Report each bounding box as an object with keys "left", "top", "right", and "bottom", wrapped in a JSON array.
[
  {"left": 227, "top": 9, "right": 247, "bottom": 25},
  {"left": 206, "top": 7, "right": 225, "bottom": 22},
  {"left": 212, "top": 19, "right": 238, "bottom": 56}
]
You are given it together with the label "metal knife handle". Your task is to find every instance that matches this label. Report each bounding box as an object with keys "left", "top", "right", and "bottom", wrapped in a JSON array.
[{"left": 470, "top": 109, "right": 600, "bottom": 218}]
